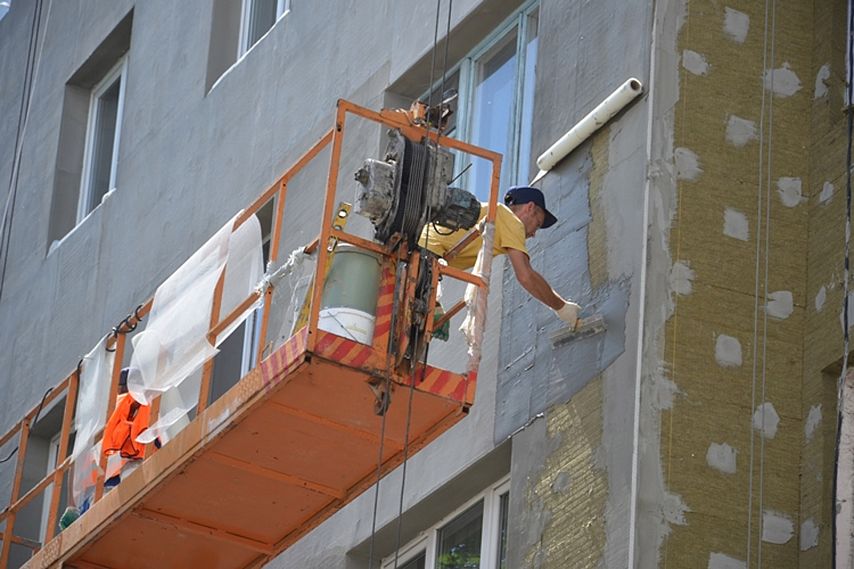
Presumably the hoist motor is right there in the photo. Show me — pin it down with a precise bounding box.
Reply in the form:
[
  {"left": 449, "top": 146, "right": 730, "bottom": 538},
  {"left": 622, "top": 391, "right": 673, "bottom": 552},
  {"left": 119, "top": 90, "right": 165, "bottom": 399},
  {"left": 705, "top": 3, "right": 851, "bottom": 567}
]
[{"left": 354, "top": 129, "right": 480, "bottom": 246}]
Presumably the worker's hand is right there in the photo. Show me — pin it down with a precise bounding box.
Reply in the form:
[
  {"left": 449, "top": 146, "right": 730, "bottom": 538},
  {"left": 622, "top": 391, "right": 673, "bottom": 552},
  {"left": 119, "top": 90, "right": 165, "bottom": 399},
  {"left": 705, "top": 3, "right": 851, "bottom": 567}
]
[{"left": 555, "top": 301, "right": 581, "bottom": 329}]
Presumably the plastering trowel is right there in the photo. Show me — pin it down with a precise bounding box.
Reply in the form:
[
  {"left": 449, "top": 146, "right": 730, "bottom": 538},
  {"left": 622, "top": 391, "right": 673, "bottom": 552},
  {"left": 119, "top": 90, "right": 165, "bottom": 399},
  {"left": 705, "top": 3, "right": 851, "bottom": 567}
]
[{"left": 551, "top": 313, "right": 607, "bottom": 347}]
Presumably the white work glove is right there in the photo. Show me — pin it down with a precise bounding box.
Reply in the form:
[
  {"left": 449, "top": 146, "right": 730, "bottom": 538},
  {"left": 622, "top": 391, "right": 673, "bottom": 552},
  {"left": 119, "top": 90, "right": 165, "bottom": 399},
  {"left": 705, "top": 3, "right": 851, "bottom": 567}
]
[{"left": 555, "top": 301, "right": 581, "bottom": 329}]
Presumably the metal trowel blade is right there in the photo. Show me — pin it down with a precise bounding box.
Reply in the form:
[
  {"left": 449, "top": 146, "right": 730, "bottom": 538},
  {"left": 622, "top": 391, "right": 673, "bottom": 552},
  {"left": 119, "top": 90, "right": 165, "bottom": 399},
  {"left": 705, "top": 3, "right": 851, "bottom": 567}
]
[{"left": 550, "top": 314, "right": 607, "bottom": 347}]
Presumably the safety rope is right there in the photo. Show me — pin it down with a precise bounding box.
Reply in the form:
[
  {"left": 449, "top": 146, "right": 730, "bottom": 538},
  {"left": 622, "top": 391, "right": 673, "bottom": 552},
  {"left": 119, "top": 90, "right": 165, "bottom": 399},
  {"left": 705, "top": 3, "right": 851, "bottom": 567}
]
[
  {"left": 756, "top": 1, "right": 778, "bottom": 565},
  {"left": 367, "top": 376, "right": 392, "bottom": 569},
  {"left": 390, "top": 0, "right": 456, "bottom": 565},
  {"left": 746, "top": 0, "right": 773, "bottom": 565}
]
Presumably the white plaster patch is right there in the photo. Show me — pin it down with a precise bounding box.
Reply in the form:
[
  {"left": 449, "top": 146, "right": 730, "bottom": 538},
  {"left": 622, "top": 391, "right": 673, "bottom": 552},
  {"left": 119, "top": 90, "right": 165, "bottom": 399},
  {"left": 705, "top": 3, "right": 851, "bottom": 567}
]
[
  {"left": 805, "top": 404, "right": 822, "bottom": 442},
  {"left": 675, "top": 147, "right": 702, "bottom": 180},
  {"left": 715, "top": 335, "right": 742, "bottom": 367},
  {"left": 709, "top": 552, "right": 747, "bottom": 569},
  {"left": 682, "top": 49, "right": 710, "bottom": 76},
  {"left": 815, "top": 64, "right": 831, "bottom": 99},
  {"left": 706, "top": 442, "right": 737, "bottom": 474},
  {"left": 816, "top": 285, "right": 827, "bottom": 312},
  {"left": 820, "top": 181, "right": 834, "bottom": 204},
  {"left": 725, "top": 115, "right": 757, "bottom": 147},
  {"left": 723, "top": 7, "right": 749, "bottom": 43},
  {"left": 753, "top": 402, "right": 781, "bottom": 439},
  {"left": 653, "top": 377, "right": 680, "bottom": 411},
  {"left": 670, "top": 261, "right": 695, "bottom": 295},
  {"left": 800, "top": 518, "right": 820, "bottom": 551},
  {"left": 762, "top": 510, "right": 794, "bottom": 544},
  {"left": 776, "top": 177, "right": 805, "bottom": 207},
  {"left": 723, "top": 208, "right": 749, "bottom": 241},
  {"left": 662, "top": 492, "right": 689, "bottom": 526},
  {"left": 766, "top": 291, "right": 794, "bottom": 320},
  {"left": 764, "top": 63, "right": 802, "bottom": 97}
]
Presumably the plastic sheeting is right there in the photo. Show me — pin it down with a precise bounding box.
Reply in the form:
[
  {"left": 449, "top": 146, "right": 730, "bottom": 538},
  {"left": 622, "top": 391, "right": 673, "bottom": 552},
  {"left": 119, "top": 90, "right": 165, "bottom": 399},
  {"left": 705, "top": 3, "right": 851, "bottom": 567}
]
[
  {"left": 460, "top": 221, "right": 494, "bottom": 371},
  {"left": 128, "top": 213, "right": 263, "bottom": 442},
  {"left": 268, "top": 246, "right": 317, "bottom": 347},
  {"left": 70, "top": 336, "right": 116, "bottom": 506}
]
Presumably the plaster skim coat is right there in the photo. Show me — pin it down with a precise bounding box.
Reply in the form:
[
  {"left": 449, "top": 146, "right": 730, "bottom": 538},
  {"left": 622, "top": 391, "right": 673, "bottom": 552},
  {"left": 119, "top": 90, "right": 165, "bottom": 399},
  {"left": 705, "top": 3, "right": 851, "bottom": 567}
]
[{"left": 0, "top": 0, "right": 851, "bottom": 568}]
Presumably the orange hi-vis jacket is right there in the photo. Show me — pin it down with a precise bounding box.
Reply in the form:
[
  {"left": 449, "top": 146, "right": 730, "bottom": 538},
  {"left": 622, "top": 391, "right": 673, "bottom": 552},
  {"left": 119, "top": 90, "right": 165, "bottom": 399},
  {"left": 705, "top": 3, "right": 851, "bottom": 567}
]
[{"left": 102, "top": 393, "right": 151, "bottom": 461}]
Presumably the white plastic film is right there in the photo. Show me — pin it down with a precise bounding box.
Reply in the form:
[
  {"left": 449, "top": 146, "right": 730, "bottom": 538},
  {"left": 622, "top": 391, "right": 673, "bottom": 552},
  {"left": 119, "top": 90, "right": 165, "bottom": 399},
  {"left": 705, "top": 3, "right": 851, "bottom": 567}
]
[
  {"left": 216, "top": 214, "right": 264, "bottom": 346},
  {"left": 460, "top": 222, "right": 494, "bottom": 370},
  {"left": 128, "top": 213, "right": 262, "bottom": 406},
  {"left": 272, "top": 246, "right": 316, "bottom": 343},
  {"left": 70, "top": 337, "right": 115, "bottom": 507},
  {"left": 71, "top": 441, "right": 101, "bottom": 508},
  {"left": 71, "top": 336, "right": 115, "bottom": 461},
  {"left": 127, "top": 218, "right": 232, "bottom": 405},
  {"left": 135, "top": 368, "right": 201, "bottom": 445},
  {"left": 129, "top": 213, "right": 263, "bottom": 443}
]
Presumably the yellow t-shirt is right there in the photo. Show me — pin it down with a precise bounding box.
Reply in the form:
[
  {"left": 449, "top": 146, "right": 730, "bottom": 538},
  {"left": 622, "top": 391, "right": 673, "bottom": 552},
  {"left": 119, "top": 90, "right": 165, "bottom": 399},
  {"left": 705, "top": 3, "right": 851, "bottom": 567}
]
[{"left": 419, "top": 203, "right": 528, "bottom": 270}]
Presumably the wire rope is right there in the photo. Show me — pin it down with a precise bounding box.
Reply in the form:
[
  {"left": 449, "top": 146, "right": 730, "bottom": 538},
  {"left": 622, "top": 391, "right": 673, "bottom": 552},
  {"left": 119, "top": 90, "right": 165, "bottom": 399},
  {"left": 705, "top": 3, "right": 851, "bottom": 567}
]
[
  {"left": 832, "top": 3, "right": 854, "bottom": 564},
  {"left": 0, "top": 0, "right": 49, "bottom": 304}
]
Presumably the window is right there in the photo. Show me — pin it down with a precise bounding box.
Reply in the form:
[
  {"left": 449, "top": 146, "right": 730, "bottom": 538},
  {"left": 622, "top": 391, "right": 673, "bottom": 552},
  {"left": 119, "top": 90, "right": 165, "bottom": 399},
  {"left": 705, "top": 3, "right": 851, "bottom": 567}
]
[
  {"left": 421, "top": 2, "right": 539, "bottom": 200},
  {"left": 48, "top": 11, "right": 131, "bottom": 249},
  {"left": 383, "top": 478, "right": 510, "bottom": 569},
  {"left": 78, "top": 56, "right": 127, "bottom": 222},
  {"left": 239, "top": 0, "right": 290, "bottom": 56}
]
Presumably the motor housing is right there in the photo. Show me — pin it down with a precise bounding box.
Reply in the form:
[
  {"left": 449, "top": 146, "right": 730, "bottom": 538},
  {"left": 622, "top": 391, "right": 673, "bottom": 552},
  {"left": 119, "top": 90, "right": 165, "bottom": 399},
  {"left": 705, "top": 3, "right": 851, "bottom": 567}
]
[{"left": 355, "top": 129, "right": 480, "bottom": 246}]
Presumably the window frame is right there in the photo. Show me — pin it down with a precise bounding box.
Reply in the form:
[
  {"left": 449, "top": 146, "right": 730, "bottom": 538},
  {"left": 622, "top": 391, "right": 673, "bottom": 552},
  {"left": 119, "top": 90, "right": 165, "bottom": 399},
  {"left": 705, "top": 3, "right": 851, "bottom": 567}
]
[
  {"left": 238, "top": 0, "right": 291, "bottom": 57},
  {"left": 421, "top": 0, "right": 539, "bottom": 195},
  {"left": 77, "top": 55, "right": 128, "bottom": 223},
  {"left": 381, "top": 476, "right": 510, "bottom": 569}
]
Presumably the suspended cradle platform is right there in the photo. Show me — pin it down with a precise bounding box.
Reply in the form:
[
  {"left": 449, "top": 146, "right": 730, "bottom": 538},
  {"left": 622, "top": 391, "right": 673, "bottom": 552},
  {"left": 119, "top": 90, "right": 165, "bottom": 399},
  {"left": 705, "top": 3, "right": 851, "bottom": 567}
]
[{"left": 25, "top": 327, "right": 474, "bottom": 569}]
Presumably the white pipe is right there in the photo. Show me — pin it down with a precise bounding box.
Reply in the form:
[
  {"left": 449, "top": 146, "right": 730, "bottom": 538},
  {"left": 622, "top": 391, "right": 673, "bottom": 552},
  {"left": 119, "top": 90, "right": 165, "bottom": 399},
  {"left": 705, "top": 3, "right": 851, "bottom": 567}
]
[{"left": 530, "top": 77, "right": 643, "bottom": 185}]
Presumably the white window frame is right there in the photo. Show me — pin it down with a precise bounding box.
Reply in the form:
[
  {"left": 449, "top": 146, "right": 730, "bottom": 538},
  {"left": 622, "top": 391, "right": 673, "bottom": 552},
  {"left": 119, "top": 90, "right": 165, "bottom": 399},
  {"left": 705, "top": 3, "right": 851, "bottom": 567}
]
[
  {"left": 382, "top": 476, "right": 510, "bottom": 569},
  {"left": 420, "top": 0, "right": 539, "bottom": 194},
  {"left": 238, "top": 0, "right": 291, "bottom": 57},
  {"left": 77, "top": 55, "right": 128, "bottom": 223},
  {"left": 39, "top": 432, "right": 62, "bottom": 543}
]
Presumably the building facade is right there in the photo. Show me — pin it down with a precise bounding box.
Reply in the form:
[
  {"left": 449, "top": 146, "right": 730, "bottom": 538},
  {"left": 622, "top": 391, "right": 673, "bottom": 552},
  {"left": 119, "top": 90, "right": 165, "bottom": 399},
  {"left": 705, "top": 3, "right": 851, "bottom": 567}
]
[{"left": 0, "top": 0, "right": 849, "bottom": 568}]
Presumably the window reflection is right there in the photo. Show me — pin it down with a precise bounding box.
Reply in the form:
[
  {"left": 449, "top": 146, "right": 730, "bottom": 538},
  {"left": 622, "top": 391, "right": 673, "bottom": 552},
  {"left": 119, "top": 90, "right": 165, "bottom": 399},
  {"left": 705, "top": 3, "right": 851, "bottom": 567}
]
[{"left": 469, "top": 33, "right": 518, "bottom": 201}]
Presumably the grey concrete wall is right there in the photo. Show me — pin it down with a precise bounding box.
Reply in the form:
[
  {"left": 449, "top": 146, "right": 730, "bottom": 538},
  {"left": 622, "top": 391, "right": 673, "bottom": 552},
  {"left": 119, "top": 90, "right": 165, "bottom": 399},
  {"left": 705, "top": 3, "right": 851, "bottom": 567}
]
[{"left": 0, "top": 0, "right": 656, "bottom": 568}]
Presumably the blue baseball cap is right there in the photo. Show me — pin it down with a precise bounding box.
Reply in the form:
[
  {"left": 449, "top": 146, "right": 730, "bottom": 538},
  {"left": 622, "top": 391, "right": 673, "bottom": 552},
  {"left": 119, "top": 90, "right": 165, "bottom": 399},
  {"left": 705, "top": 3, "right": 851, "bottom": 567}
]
[{"left": 504, "top": 186, "right": 558, "bottom": 229}]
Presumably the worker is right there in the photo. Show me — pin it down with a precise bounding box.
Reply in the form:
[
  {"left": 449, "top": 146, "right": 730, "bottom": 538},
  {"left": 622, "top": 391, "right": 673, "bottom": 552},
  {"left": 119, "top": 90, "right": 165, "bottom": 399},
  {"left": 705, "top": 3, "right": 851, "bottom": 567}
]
[{"left": 420, "top": 185, "right": 581, "bottom": 328}]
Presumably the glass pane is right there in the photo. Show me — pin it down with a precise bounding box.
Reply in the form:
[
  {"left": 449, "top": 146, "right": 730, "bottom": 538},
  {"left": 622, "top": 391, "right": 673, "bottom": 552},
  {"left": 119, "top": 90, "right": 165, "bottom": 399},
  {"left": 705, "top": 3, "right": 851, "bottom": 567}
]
[
  {"left": 497, "top": 492, "right": 509, "bottom": 569},
  {"left": 248, "top": 0, "right": 277, "bottom": 46},
  {"left": 437, "top": 501, "right": 483, "bottom": 569},
  {"left": 399, "top": 551, "right": 426, "bottom": 569},
  {"left": 469, "top": 31, "right": 518, "bottom": 201},
  {"left": 87, "top": 77, "right": 120, "bottom": 213},
  {"left": 516, "top": 10, "right": 539, "bottom": 185}
]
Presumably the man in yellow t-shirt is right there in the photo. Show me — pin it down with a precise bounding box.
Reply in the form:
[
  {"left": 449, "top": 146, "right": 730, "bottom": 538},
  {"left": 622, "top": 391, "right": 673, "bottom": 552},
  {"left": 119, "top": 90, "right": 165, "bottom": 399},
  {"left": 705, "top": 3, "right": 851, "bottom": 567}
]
[{"left": 420, "top": 186, "right": 581, "bottom": 328}]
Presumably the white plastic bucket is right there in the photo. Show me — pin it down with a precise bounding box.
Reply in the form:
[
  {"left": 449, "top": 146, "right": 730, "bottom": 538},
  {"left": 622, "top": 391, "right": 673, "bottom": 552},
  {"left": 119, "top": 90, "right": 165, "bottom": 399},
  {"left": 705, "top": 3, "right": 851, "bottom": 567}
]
[{"left": 318, "top": 307, "right": 376, "bottom": 345}]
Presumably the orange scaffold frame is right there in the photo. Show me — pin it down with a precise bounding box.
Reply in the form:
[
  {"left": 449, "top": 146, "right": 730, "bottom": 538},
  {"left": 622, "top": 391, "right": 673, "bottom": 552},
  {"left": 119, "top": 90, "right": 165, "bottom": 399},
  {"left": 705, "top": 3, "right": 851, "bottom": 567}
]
[{"left": 0, "top": 99, "right": 502, "bottom": 569}]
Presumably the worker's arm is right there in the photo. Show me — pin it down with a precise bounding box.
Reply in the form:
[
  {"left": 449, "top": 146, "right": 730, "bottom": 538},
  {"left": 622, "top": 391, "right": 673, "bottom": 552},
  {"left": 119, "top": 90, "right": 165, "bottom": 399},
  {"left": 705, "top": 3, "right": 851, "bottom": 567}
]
[{"left": 505, "top": 248, "right": 569, "bottom": 310}]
